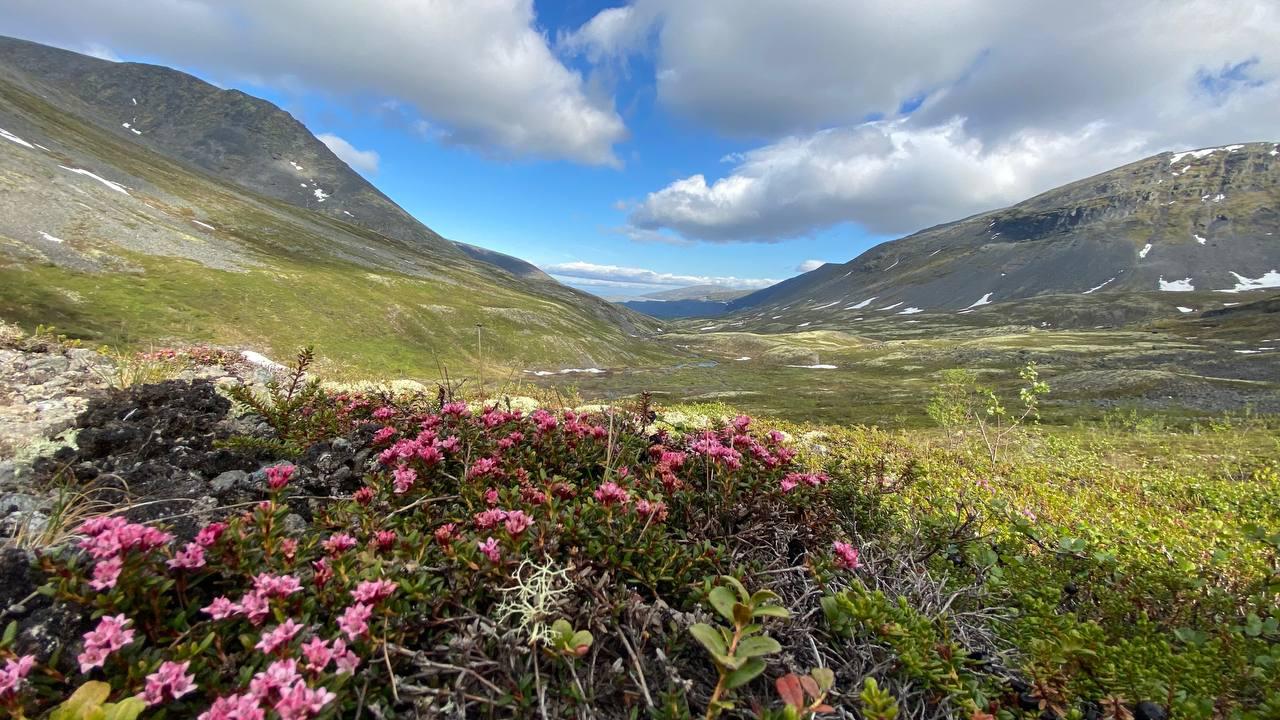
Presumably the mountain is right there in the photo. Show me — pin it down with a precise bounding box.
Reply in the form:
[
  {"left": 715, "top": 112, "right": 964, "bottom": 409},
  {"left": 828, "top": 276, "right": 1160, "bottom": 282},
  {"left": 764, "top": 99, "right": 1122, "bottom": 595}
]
[
  {"left": 615, "top": 284, "right": 754, "bottom": 319},
  {"left": 726, "top": 143, "right": 1280, "bottom": 326},
  {"left": 0, "top": 36, "right": 660, "bottom": 373}
]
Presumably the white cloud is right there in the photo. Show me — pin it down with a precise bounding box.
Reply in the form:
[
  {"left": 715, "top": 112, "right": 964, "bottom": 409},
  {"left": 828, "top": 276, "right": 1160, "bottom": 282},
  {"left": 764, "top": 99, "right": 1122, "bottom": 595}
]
[
  {"left": 3, "top": 0, "right": 626, "bottom": 165},
  {"left": 541, "top": 261, "right": 778, "bottom": 289},
  {"left": 80, "top": 43, "right": 121, "bottom": 62},
  {"left": 572, "top": 0, "right": 1280, "bottom": 241},
  {"left": 795, "top": 260, "right": 827, "bottom": 273},
  {"left": 317, "top": 133, "right": 380, "bottom": 175}
]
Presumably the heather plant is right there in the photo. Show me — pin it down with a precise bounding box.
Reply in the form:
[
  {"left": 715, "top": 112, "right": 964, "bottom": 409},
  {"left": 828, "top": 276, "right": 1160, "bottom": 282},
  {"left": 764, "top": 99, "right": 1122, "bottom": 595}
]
[{"left": 3, "top": 369, "right": 1277, "bottom": 718}]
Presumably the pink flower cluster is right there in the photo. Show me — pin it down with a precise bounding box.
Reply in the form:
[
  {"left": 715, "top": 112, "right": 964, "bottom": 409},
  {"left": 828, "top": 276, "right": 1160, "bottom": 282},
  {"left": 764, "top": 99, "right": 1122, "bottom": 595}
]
[
  {"left": 265, "top": 463, "right": 295, "bottom": 490},
  {"left": 833, "top": 541, "right": 861, "bottom": 570},
  {"left": 780, "top": 472, "right": 829, "bottom": 493},
  {"left": 301, "top": 637, "right": 359, "bottom": 674},
  {"left": 78, "top": 515, "right": 175, "bottom": 590},
  {"left": 0, "top": 654, "right": 34, "bottom": 699},
  {"left": 139, "top": 660, "right": 197, "bottom": 706},
  {"left": 78, "top": 614, "right": 136, "bottom": 673},
  {"left": 593, "top": 481, "right": 630, "bottom": 506},
  {"left": 200, "top": 659, "right": 336, "bottom": 720}
]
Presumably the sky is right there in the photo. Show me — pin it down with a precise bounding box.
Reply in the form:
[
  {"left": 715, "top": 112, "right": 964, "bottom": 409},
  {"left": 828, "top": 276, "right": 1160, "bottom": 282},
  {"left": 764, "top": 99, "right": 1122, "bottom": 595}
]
[{"left": 2, "top": 0, "right": 1278, "bottom": 298}]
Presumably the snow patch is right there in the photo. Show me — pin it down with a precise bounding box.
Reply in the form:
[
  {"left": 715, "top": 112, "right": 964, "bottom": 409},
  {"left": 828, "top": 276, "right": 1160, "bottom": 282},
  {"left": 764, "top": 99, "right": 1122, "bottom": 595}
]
[
  {"left": 1194, "top": 234, "right": 1206, "bottom": 245},
  {"left": 241, "top": 351, "right": 286, "bottom": 371},
  {"left": 523, "top": 370, "right": 555, "bottom": 377},
  {"left": 878, "top": 302, "right": 903, "bottom": 311},
  {"left": 964, "top": 293, "right": 993, "bottom": 309},
  {"left": 1176, "top": 306, "right": 1195, "bottom": 313},
  {"left": 1158, "top": 277, "right": 1195, "bottom": 292},
  {"left": 1211, "top": 193, "right": 1225, "bottom": 203},
  {"left": 559, "top": 368, "right": 604, "bottom": 374},
  {"left": 1169, "top": 145, "right": 1244, "bottom": 164},
  {"left": 786, "top": 364, "right": 838, "bottom": 370},
  {"left": 1217, "top": 270, "right": 1280, "bottom": 293},
  {"left": 734, "top": 356, "right": 751, "bottom": 361},
  {"left": 897, "top": 307, "right": 924, "bottom": 315},
  {"left": 131, "top": 98, "right": 137, "bottom": 105},
  {"left": 0, "top": 127, "right": 33, "bottom": 148},
  {"left": 38, "top": 231, "right": 64, "bottom": 244},
  {"left": 1138, "top": 243, "right": 1152, "bottom": 258},
  {"left": 797, "top": 322, "right": 811, "bottom": 327},
  {"left": 883, "top": 258, "right": 900, "bottom": 271},
  {"left": 313, "top": 188, "right": 330, "bottom": 202},
  {"left": 342, "top": 210, "right": 354, "bottom": 217},
  {"left": 846, "top": 297, "right": 876, "bottom": 310},
  {"left": 1083, "top": 277, "right": 1116, "bottom": 294},
  {"left": 59, "top": 166, "right": 129, "bottom": 195},
  {"left": 193, "top": 220, "right": 215, "bottom": 230},
  {"left": 811, "top": 300, "right": 840, "bottom": 310}
]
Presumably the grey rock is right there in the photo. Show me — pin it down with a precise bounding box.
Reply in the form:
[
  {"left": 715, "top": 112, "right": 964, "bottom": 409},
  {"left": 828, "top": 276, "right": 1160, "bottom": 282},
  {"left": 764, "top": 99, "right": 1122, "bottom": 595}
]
[
  {"left": 281, "top": 513, "right": 308, "bottom": 536},
  {"left": 0, "top": 493, "right": 48, "bottom": 514},
  {"left": 211, "top": 470, "right": 248, "bottom": 494}
]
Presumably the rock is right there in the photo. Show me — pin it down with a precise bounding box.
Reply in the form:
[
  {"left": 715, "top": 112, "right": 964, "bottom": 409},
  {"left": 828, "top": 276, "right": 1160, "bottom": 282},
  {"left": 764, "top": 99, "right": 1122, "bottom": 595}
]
[
  {"left": 0, "top": 493, "right": 47, "bottom": 514},
  {"left": 211, "top": 470, "right": 249, "bottom": 494},
  {"left": 281, "top": 513, "right": 308, "bottom": 536},
  {"left": 1134, "top": 702, "right": 1167, "bottom": 720}
]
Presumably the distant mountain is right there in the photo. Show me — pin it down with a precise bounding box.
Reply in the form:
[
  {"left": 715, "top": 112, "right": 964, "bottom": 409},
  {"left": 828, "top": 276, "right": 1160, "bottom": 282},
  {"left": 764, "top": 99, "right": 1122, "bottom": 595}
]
[
  {"left": 642, "top": 285, "right": 754, "bottom": 302},
  {"left": 728, "top": 143, "right": 1280, "bottom": 325},
  {"left": 0, "top": 36, "right": 659, "bottom": 371},
  {"left": 615, "top": 284, "right": 755, "bottom": 319}
]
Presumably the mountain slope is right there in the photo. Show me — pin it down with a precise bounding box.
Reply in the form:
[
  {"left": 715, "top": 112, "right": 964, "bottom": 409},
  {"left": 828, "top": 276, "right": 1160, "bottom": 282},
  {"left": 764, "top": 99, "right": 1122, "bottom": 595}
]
[
  {"left": 0, "top": 37, "right": 660, "bottom": 373},
  {"left": 728, "top": 143, "right": 1280, "bottom": 325}
]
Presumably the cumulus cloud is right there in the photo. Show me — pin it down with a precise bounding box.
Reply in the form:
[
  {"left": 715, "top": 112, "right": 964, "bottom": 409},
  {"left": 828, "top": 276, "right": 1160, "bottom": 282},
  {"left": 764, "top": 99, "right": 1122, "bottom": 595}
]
[
  {"left": 541, "top": 261, "right": 778, "bottom": 289},
  {"left": 2, "top": 0, "right": 626, "bottom": 165},
  {"left": 795, "top": 260, "right": 827, "bottom": 273},
  {"left": 317, "top": 133, "right": 380, "bottom": 175},
  {"left": 572, "top": 0, "right": 1280, "bottom": 240}
]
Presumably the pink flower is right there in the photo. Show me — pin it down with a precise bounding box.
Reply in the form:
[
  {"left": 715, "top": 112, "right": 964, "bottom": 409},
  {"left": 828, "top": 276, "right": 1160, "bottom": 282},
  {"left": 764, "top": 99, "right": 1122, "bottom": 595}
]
[
  {"left": 139, "top": 660, "right": 197, "bottom": 705},
  {"left": 77, "top": 516, "right": 174, "bottom": 559},
  {"left": 593, "top": 481, "right": 630, "bottom": 506},
  {"left": 433, "top": 523, "right": 458, "bottom": 547},
  {"left": 198, "top": 692, "right": 264, "bottom": 720},
  {"left": 249, "top": 659, "right": 302, "bottom": 701},
  {"left": 372, "top": 406, "right": 396, "bottom": 421},
  {"left": 392, "top": 466, "right": 417, "bottom": 494},
  {"left": 203, "top": 596, "right": 239, "bottom": 620},
  {"left": 312, "top": 558, "right": 333, "bottom": 588},
  {"left": 350, "top": 580, "right": 398, "bottom": 604},
  {"left": 417, "top": 443, "right": 445, "bottom": 465},
  {"left": 372, "top": 426, "right": 397, "bottom": 445},
  {"left": 634, "top": 499, "right": 669, "bottom": 522},
  {"left": 253, "top": 573, "right": 303, "bottom": 598},
  {"left": 279, "top": 538, "right": 298, "bottom": 561},
  {"left": 441, "top": 401, "right": 470, "bottom": 417},
  {"left": 238, "top": 591, "right": 271, "bottom": 626},
  {"left": 780, "top": 476, "right": 799, "bottom": 493},
  {"left": 473, "top": 508, "right": 508, "bottom": 530},
  {"left": 337, "top": 603, "right": 372, "bottom": 641},
  {"left": 833, "top": 541, "right": 861, "bottom": 570},
  {"left": 477, "top": 537, "right": 501, "bottom": 563},
  {"left": 195, "top": 522, "right": 229, "bottom": 547},
  {"left": 468, "top": 457, "right": 500, "bottom": 479},
  {"left": 484, "top": 487, "right": 499, "bottom": 506},
  {"left": 0, "top": 654, "right": 35, "bottom": 698},
  {"left": 520, "top": 486, "right": 548, "bottom": 505},
  {"left": 89, "top": 555, "right": 124, "bottom": 591},
  {"left": 372, "top": 530, "right": 397, "bottom": 552},
  {"left": 169, "top": 542, "right": 207, "bottom": 570},
  {"left": 503, "top": 510, "right": 533, "bottom": 536},
  {"left": 438, "top": 436, "right": 460, "bottom": 454},
  {"left": 322, "top": 533, "right": 357, "bottom": 555},
  {"left": 78, "top": 614, "right": 136, "bottom": 673},
  {"left": 353, "top": 486, "right": 375, "bottom": 506},
  {"left": 274, "top": 681, "right": 336, "bottom": 720},
  {"left": 265, "top": 464, "right": 295, "bottom": 490},
  {"left": 300, "top": 637, "right": 333, "bottom": 673},
  {"left": 732, "top": 415, "right": 752, "bottom": 433},
  {"left": 256, "top": 619, "right": 306, "bottom": 654},
  {"left": 330, "top": 638, "right": 360, "bottom": 674}
]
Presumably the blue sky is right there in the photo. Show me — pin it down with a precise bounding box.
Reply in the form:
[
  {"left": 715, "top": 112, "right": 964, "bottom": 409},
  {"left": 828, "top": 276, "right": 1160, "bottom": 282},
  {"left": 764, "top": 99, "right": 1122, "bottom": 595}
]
[{"left": 3, "top": 0, "right": 1276, "bottom": 298}]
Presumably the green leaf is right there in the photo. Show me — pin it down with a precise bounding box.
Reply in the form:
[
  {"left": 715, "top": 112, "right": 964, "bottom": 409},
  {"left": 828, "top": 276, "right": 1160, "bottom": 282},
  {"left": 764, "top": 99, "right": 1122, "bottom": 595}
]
[
  {"left": 724, "top": 657, "right": 767, "bottom": 689},
  {"left": 811, "top": 667, "right": 835, "bottom": 692},
  {"left": 752, "top": 604, "right": 791, "bottom": 619},
  {"left": 51, "top": 681, "right": 112, "bottom": 720},
  {"left": 102, "top": 698, "right": 147, "bottom": 720},
  {"left": 708, "top": 586, "right": 738, "bottom": 623},
  {"left": 720, "top": 575, "right": 750, "bottom": 603},
  {"left": 570, "top": 630, "right": 594, "bottom": 650},
  {"left": 689, "top": 623, "right": 728, "bottom": 656},
  {"left": 736, "top": 635, "right": 781, "bottom": 658},
  {"left": 1, "top": 620, "right": 16, "bottom": 646}
]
